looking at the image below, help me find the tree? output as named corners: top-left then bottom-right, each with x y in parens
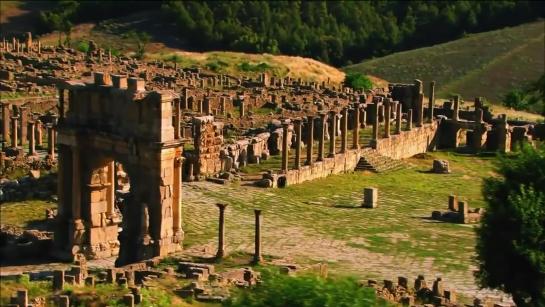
top-left (476, 144), bottom-right (545, 306)
top-left (125, 31), bottom-right (151, 59)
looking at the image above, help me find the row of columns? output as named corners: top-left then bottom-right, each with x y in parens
top-left (215, 204), bottom-right (262, 264)
top-left (281, 107), bottom-right (364, 172)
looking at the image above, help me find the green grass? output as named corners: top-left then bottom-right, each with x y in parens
top-left (185, 151), bottom-right (496, 275)
top-left (344, 21), bottom-right (545, 105)
top-left (0, 200), bottom-right (56, 227)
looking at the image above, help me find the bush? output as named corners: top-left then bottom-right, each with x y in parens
top-left (344, 73), bottom-right (373, 91)
top-left (224, 269), bottom-right (385, 307)
top-left (76, 40), bottom-right (89, 53)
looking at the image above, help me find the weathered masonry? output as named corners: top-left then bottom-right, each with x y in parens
top-left (54, 74), bottom-right (184, 265)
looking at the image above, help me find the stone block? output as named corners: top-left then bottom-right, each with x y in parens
top-left (362, 187), bottom-right (378, 208)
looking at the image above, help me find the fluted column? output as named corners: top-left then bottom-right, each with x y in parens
top-left (253, 209), bottom-right (262, 264)
top-left (28, 121), bottom-right (36, 155)
top-left (10, 116), bottom-right (18, 148)
top-left (372, 104), bottom-right (379, 140)
top-left (352, 107), bottom-right (359, 149)
top-left (328, 111), bottom-right (336, 157)
top-left (294, 119), bottom-right (302, 170)
top-left (384, 100), bottom-right (391, 138)
top-left (281, 122), bottom-right (289, 172)
top-left (318, 113), bottom-right (326, 161)
top-left (215, 203), bottom-right (228, 259)
top-left (305, 116), bottom-right (314, 165)
top-left (340, 108), bottom-right (348, 153)
top-left (428, 81), bottom-right (435, 122)
top-left (395, 103), bottom-right (402, 134)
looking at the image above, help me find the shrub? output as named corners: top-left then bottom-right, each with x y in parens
top-left (344, 73), bottom-right (373, 91)
top-left (224, 269), bottom-right (385, 307)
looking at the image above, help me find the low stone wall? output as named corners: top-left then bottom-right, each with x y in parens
top-left (283, 149), bottom-right (361, 186)
top-left (374, 121), bottom-right (439, 160)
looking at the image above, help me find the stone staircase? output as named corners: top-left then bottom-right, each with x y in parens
top-left (355, 147), bottom-right (405, 173)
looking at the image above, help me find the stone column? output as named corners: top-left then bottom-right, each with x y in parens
top-left (28, 121), bottom-right (36, 155)
top-left (36, 120), bottom-right (43, 146)
top-left (106, 161), bottom-right (115, 217)
top-left (453, 95), bottom-right (460, 121)
top-left (340, 108), bottom-right (348, 153)
top-left (253, 209), bottom-right (262, 264)
top-left (294, 119), bottom-right (302, 170)
top-left (318, 113), bottom-right (326, 161)
top-left (395, 103), bottom-right (402, 134)
top-left (47, 125), bottom-right (55, 158)
top-left (19, 107), bottom-right (28, 146)
top-left (215, 203), bottom-right (228, 259)
top-left (72, 148), bottom-right (81, 220)
top-left (384, 100), bottom-right (391, 138)
top-left (407, 109), bottom-right (413, 131)
top-left (359, 107), bottom-right (366, 129)
top-left (281, 122), bottom-right (289, 172)
top-left (10, 116), bottom-right (18, 148)
top-left (197, 100), bottom-right (203, 113)
top-left (172, 156), bottom-right (184, 242)
top-left (328, 111), bottom-right (336, 157)
top-left (428, 81), bottom-right (435, 122)
top-left (240, 100), bottom-right (245, 117)
top-left (174, 99), bottom-right (181, 139)
top-left (2, 103), bottom-right (9, 144)
top-left (417, 93), bottom-right (424, 127)
top-left (371, 104), bottom-right (379, 140)
top-left (305, 116), bottom-right (314, 165)
top-left (352, 107), bottom-right (360, 149)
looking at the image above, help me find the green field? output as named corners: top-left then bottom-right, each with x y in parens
top-left (344, 21), bottom-right (545, 104)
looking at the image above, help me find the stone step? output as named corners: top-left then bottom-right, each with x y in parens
top-left (355, 148), bottom-right (405, 173)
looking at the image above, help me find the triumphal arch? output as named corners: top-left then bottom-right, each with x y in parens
top-left (54, 73), bottom-right (183, 266)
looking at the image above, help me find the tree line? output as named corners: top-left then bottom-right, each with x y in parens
top-left (39, 1), bottom-right (544, 66)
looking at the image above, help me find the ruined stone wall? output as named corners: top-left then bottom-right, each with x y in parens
top-left (282, 149), bottom-right (361, 186)
top-left (374, 121), bottom-right (439, 160)
top-left (193, 116), bottom-right (223, 175)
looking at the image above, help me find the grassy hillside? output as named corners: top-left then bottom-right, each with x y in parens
top-left (35, 17), bottom-right (345, 84)
top-left (344, 21), bottom-right (545, 104)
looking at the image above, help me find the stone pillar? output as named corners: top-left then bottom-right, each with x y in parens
top-left (371, 104), bottom-right (379, 140)
top-left (359, 107), bottom-right (366, 129)
top-left (340, 108), bottom-right (348, 153)
top-left (174, 99), bottom-right (181, 139)
top-left (294, 119), bottom-right (302, 170)
top-left (47, 125), bottom-right (55, 158)
top-left (173, 157), bottom-right (183, 240)
top-left (10, 116), bottom-right (18, 148)
top-left (240, 100), bottom-right (245, 117)
top-left (106, 161), bottom-right (115, 217)
top-left (306, 116), bottom-right (314, 165)
top-left (197, 100), bottom-right (203, 113)
top-left (2, 103), bottom-right (9, 144)
top-left (428, 81), bottom-right (435, 122)
top-left (36, 120), bottom-right (43, 146)
top-left (281, 122), bottom-right (289, 172)
top-left (19, 107), bottom-right (28, 146)
top-left (407, 109), bottom-right (413, 130)
top-left (417, 93), bottom-right (424, 127)
top-left (216, 203), bottom-right (227, 259)
top-left (71, 148), bottom-right (81, 220)
top-left (318, 113), bottom-right (326, 161)
top-left (28, 121), bottom-right (36, 155)
top-left (362, 187), bottom-right (378, 208)
top-left (328, 111), bottom-right (336, 157)
top-left (203, 97), bottom-right (211, 115)
top-left (395, 103), bottom-right (402, 134)
top-left (453, 95), bottom-right (460, 121)
top-left (352, 107), bottom-right (360, 149)
top-left (384, 100), bottom-right (391, 138)
top-left (253, 209), bottom-right (262, 264)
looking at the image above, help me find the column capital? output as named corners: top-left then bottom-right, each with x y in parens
top-left (216, 203), bottom-right (228, 210)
